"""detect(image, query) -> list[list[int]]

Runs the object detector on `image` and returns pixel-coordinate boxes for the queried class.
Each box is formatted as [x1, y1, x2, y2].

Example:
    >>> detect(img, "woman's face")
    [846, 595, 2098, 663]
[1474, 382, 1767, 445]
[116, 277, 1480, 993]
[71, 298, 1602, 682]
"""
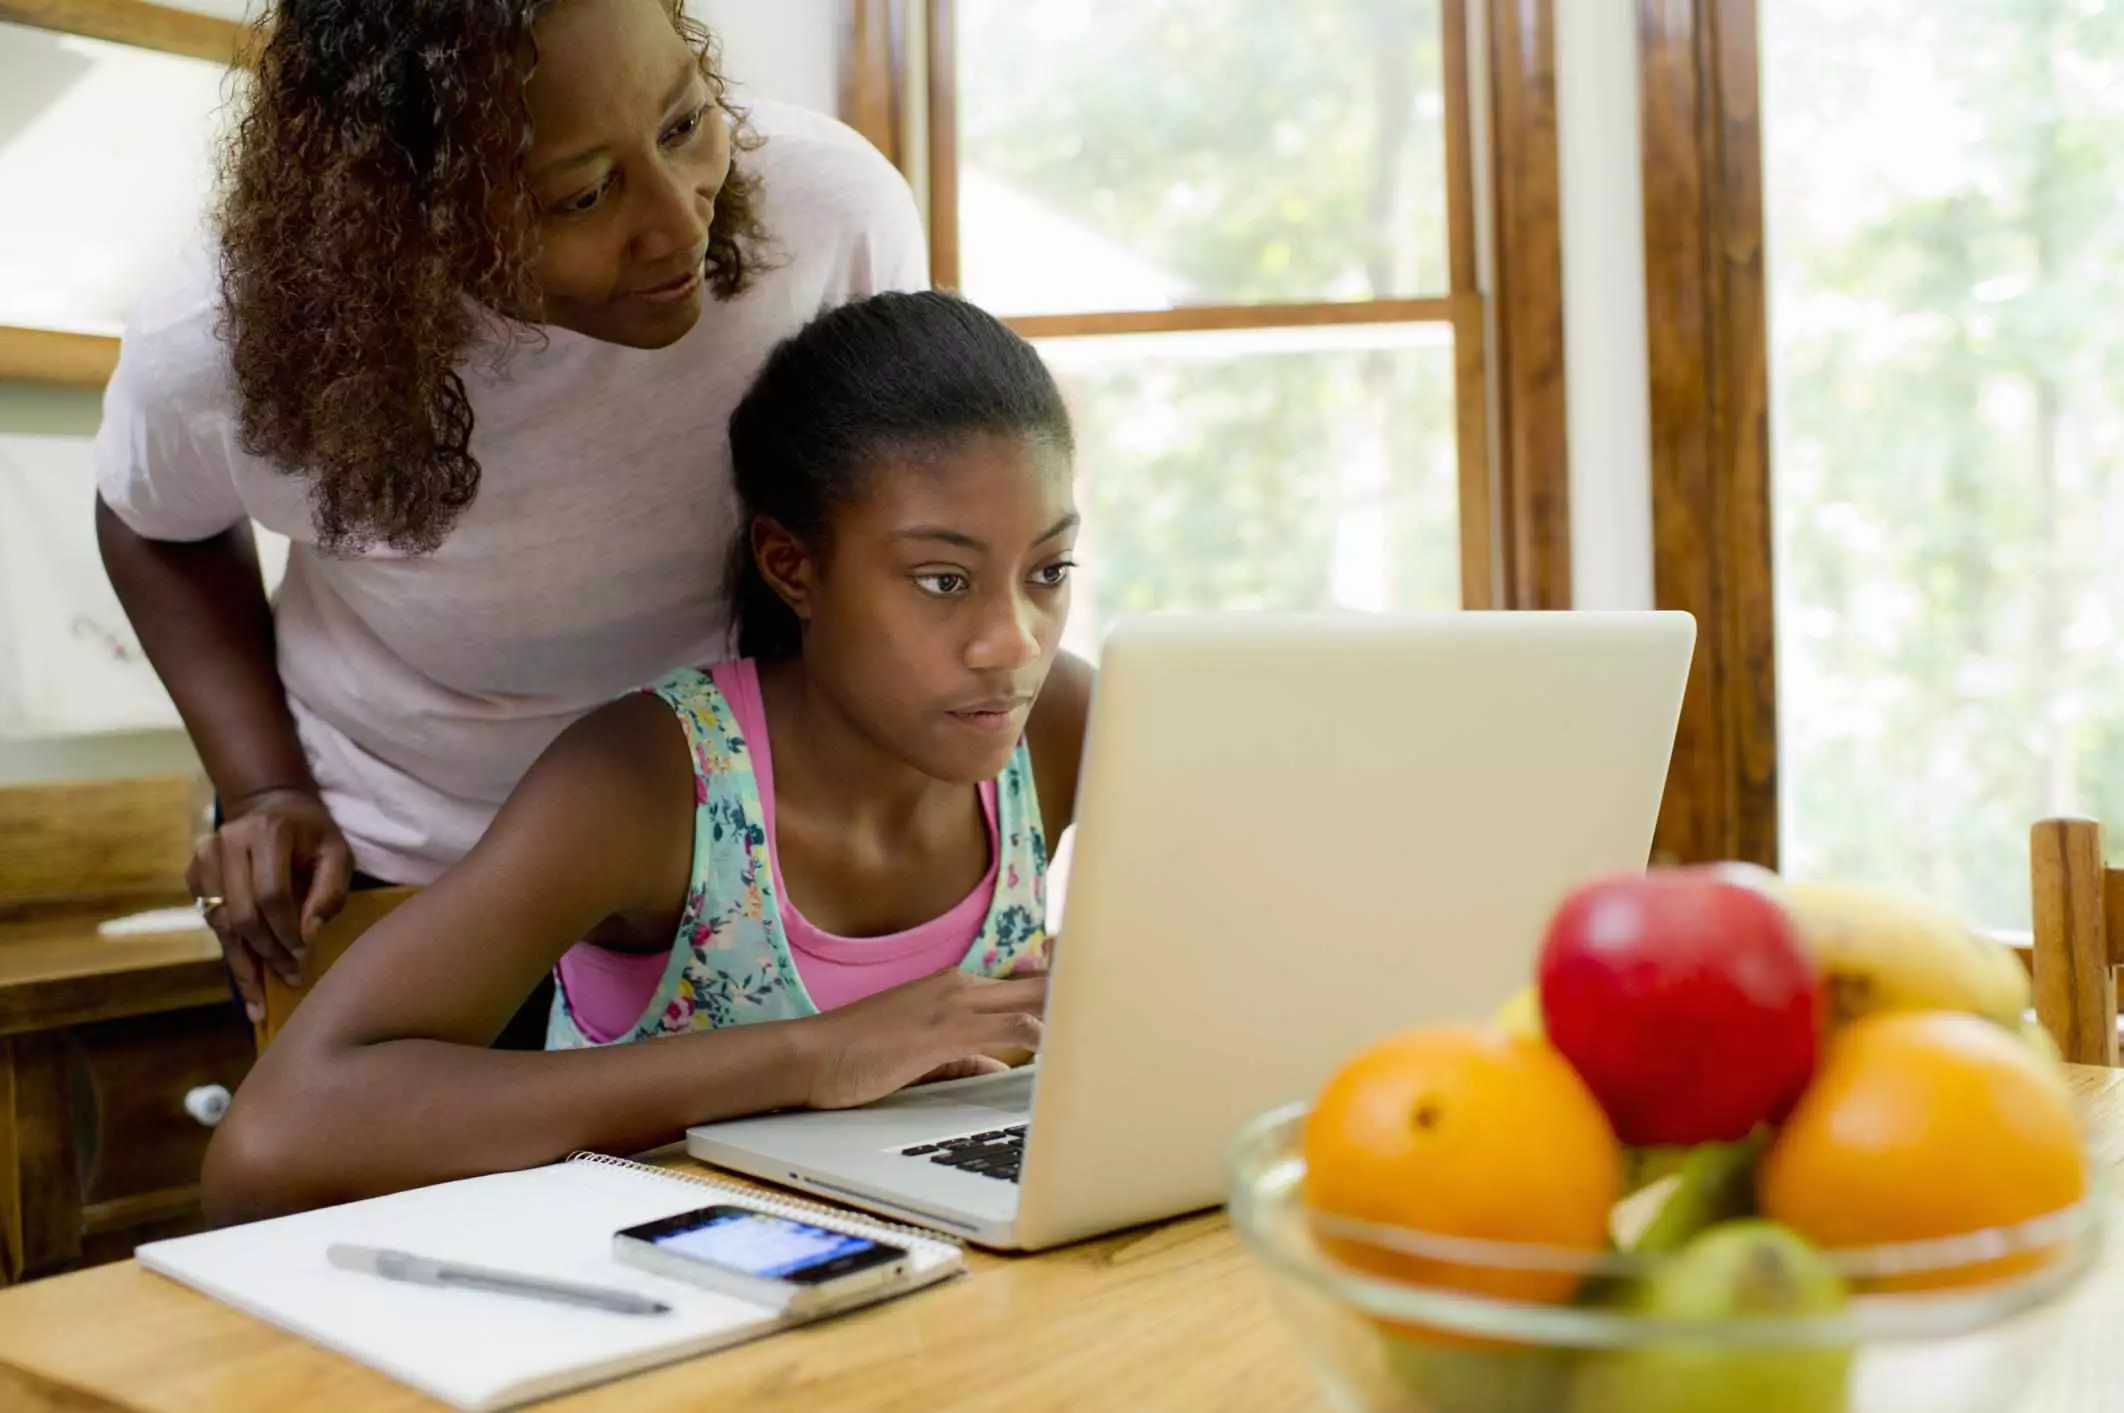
[776, 433, 1079, 785]
[520, 0, 731, 348]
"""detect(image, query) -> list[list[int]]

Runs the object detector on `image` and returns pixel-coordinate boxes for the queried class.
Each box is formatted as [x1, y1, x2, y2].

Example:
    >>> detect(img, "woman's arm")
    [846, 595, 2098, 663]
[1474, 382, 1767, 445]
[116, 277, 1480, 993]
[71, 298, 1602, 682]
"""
[205, 694, 1047, 1224]
[97, 500, 353, 1005]
[97, 502, 312, 806]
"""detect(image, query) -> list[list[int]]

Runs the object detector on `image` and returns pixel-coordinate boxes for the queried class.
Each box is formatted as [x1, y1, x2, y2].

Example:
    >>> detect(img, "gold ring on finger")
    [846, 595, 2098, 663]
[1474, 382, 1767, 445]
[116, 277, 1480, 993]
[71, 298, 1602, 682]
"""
[195, 895, 226, 916]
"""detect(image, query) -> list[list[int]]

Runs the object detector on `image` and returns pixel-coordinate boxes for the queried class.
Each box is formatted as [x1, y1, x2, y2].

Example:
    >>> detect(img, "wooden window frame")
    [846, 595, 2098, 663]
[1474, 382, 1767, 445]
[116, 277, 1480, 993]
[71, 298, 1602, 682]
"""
[0, 0, 250, 389]
[843, 0, 1570, 612]
[1637, 0, 1778, 867]
[0, 327, 116, 389]
[0, 0, 247, 65]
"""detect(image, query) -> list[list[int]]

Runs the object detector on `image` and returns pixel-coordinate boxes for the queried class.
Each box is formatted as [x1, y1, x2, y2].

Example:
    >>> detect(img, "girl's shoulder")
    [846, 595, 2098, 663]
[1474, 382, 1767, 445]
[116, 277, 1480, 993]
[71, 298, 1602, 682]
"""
[641, 663, 726, 713]
[636, 663, 759, 779]
[553, 685, 700, 785]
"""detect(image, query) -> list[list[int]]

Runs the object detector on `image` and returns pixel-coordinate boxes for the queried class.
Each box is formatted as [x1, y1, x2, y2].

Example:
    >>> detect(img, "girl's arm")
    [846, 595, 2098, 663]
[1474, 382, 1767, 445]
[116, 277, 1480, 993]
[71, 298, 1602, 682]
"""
[1029, 649, 1096, 845]
[204, 693, 1044, 1223]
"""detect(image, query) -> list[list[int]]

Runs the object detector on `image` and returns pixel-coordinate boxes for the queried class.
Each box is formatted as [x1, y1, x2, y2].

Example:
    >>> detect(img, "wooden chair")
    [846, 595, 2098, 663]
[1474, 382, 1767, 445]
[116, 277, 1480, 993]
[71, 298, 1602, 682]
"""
[2031, 817, 2124, 1066]
[252, 886, 418, 1052]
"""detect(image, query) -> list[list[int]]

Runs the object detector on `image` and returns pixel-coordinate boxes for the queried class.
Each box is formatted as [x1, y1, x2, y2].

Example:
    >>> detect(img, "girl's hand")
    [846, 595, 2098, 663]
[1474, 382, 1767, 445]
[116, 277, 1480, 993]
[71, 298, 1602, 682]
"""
[799, 968, 1048, 1110]
[188, 787, 354, 1021]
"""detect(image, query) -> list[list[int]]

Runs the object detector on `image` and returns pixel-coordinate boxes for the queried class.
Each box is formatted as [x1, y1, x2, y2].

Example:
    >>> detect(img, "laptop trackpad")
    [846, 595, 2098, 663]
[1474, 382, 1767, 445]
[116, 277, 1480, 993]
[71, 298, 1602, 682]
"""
[889, 1069, 1035, 1116]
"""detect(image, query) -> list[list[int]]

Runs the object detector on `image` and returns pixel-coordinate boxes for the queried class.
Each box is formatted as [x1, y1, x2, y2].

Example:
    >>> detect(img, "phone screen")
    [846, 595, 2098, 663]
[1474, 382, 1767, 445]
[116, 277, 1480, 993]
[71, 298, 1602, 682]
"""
[621, 1206, 906, 1285]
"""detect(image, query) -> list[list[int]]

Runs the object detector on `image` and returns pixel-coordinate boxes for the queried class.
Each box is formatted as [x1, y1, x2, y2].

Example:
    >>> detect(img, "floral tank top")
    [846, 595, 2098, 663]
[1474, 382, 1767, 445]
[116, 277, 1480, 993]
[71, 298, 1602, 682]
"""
[546, 667, 1050, 1048]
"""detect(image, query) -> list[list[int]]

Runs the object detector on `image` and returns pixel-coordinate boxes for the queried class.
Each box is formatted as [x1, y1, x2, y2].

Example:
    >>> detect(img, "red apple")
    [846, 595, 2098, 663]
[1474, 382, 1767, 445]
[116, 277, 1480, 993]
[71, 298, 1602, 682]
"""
[1536, 865, 1820, 1146]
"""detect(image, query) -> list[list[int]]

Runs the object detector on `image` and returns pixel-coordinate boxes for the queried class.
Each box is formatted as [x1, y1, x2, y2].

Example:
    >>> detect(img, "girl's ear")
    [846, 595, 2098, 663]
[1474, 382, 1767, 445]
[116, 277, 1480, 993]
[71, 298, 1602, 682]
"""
[751, 516, 817, 625]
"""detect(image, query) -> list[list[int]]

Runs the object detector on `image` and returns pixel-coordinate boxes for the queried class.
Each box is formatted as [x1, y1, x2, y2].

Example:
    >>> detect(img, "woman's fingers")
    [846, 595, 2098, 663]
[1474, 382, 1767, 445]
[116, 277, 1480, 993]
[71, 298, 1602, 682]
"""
[221, 831, 298, 986]
[191, 837, 265, 1022]
[226, 937, 267, 1024]
[300, 836, 354, 944]
[249, 817, 307, 968]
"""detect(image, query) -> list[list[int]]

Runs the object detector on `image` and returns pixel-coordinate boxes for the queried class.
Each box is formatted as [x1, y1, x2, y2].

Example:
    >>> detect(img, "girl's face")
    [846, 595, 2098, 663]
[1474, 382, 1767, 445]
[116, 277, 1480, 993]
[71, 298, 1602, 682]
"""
[519, 0, 730, 348]
[769, 433, 1079, 784]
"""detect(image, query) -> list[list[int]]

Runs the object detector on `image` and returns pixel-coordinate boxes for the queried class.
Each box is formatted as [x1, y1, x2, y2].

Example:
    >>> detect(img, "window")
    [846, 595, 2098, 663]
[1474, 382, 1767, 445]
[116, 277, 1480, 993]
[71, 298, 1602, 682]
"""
[0, 20, 232, 342]
[924, 0, 1500, 656]
[0, 6, 259, 737]
[1761, 0, 2124, 929]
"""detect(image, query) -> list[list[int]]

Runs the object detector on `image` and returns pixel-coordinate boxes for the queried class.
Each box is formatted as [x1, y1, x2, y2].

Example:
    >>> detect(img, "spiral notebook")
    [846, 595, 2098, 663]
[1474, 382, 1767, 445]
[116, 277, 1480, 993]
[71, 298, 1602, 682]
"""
[134, 1154, 965, 1412]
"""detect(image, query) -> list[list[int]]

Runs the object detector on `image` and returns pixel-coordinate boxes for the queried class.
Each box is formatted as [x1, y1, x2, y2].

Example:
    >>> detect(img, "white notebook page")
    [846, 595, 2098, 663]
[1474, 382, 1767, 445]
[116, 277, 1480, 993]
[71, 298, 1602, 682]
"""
[136, 1158, 962, 1411]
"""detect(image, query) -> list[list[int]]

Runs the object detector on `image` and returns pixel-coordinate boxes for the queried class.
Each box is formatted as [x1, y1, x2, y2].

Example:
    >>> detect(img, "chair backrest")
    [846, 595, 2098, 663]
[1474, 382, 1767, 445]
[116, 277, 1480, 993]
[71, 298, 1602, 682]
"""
[253, 886, 419, 1052]
[0, 775, 201, 914]
[2031, 817, 2124, 1066]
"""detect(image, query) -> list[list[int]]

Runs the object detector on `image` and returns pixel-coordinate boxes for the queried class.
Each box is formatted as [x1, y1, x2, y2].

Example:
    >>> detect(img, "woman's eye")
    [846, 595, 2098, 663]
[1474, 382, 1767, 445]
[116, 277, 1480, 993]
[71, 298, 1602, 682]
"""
[1033, 560, 1077, 589]
[551, 181, 607, 217]
[914, 572, 970, 598]
[662, 104, 709, 147]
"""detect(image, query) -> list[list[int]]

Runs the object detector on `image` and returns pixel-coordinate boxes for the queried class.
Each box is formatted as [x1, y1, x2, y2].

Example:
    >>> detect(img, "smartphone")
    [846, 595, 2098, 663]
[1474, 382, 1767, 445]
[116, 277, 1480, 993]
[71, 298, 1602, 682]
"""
[612, 1205, 912, 1317]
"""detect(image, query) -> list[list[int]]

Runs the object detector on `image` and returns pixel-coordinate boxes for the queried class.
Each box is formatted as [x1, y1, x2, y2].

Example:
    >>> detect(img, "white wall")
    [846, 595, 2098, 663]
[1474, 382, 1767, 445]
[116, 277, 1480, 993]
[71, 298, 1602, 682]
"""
[693, 0, 839, 115]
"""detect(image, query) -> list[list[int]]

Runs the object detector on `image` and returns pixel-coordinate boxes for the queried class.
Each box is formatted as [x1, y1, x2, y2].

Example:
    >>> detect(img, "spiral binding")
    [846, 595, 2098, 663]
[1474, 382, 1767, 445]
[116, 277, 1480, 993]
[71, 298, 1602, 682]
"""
[564, 1150, 964, 1253]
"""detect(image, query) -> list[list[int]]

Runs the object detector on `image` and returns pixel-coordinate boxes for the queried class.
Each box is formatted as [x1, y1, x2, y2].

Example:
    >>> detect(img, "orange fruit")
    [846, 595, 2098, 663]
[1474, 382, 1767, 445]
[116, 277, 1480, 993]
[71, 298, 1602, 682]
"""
[1758, 1010, 2089, 1288]
[1302, 1023, 1623, 1305]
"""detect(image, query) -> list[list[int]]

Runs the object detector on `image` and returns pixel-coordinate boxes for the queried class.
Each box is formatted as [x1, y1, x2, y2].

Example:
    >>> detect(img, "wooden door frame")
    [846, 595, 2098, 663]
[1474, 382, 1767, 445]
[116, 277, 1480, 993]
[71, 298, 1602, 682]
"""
[1638, 0, 1778, 867]
[1486, 0, 1571, 610]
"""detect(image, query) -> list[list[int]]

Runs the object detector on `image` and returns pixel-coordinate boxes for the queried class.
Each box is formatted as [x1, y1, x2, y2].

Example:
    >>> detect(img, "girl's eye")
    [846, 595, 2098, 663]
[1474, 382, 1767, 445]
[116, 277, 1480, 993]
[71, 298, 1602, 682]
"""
[1033, 560, 1077, 589]
[662, 104, 709, 147]
[914, 571, 970, 598]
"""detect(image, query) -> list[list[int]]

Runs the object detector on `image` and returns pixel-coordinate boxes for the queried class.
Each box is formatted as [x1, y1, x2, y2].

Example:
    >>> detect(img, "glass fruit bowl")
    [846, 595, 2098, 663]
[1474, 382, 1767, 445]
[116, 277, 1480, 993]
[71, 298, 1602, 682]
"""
[1227, 1104, 2108, 1413]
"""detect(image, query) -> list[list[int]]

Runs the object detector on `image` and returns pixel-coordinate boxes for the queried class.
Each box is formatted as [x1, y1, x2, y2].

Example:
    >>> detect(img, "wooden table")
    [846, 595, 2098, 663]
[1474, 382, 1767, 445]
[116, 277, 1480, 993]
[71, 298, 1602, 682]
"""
[0, 1069, 2120, 1413]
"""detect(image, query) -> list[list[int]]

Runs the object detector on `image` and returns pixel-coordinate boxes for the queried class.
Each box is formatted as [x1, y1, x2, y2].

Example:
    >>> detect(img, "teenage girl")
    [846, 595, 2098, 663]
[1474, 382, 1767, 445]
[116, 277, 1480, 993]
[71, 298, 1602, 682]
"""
[204, 291, 1089, 1224]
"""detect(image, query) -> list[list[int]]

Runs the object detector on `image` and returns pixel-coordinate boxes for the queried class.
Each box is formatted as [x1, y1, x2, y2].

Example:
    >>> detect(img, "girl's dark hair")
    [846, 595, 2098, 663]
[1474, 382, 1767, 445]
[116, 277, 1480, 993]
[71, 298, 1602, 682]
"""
[218, 0, 766, 554]
[725, 290, 1073, 660]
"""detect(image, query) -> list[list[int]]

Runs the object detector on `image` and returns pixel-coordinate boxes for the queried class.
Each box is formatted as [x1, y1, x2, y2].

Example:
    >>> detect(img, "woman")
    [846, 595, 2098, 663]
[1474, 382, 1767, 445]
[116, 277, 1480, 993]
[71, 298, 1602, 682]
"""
[94, 0, 926, 1046]
[204, 291, 1090, 1224]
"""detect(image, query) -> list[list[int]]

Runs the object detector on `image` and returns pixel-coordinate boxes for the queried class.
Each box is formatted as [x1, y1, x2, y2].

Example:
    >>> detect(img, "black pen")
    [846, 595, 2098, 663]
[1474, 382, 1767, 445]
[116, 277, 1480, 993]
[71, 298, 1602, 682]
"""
[326, 1243, 672, 1316]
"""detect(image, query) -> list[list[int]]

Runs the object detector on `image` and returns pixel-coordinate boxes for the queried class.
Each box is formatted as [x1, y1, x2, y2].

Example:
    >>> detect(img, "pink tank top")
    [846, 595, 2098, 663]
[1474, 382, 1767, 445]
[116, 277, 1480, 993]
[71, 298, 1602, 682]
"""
[555, 660, 1000, 1043]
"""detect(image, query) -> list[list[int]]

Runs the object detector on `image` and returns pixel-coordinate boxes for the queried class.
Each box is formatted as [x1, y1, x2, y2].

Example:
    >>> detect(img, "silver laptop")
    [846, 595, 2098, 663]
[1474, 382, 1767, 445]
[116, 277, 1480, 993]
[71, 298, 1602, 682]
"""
[688, 610, 1695, 1251]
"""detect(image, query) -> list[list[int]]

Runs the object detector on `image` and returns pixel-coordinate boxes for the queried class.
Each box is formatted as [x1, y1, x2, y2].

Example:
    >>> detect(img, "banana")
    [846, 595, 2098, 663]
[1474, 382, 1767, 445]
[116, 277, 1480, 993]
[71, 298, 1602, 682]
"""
[1774, 878, 2030, 1029]
[2020, 1016, 2065, 1068]
[1494, 984, 1546, 1041]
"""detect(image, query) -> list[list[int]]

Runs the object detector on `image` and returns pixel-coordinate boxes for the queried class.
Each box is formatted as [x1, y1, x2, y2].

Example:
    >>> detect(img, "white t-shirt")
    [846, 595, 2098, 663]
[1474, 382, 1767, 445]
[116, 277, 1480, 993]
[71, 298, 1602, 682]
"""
[95, 101, 929, 883]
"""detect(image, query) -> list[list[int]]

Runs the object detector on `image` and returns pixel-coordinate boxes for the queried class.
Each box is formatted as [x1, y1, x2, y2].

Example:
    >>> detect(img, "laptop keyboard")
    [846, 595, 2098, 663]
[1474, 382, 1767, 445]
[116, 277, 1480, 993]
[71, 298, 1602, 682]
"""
[899, 1126, 1026, 1183]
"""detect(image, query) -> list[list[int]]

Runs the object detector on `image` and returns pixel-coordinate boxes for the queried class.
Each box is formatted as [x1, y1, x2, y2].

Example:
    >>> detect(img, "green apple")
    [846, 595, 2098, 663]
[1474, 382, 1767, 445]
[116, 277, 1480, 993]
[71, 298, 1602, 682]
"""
[1570, 1220, 1851, 1413]
[1380, 1330, 1575, 1413]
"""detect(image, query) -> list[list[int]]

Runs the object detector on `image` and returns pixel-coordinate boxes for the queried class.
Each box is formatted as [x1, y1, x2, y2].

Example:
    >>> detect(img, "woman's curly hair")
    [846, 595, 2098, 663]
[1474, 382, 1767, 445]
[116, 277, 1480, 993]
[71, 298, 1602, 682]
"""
[217, 0, 766, 553]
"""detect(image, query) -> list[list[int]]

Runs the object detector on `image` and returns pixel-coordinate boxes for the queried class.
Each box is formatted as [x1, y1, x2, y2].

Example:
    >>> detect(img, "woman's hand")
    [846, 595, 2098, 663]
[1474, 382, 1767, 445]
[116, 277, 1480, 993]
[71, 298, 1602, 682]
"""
[799, 968, 1048, 1110]
[188, 787, 354, 1021]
